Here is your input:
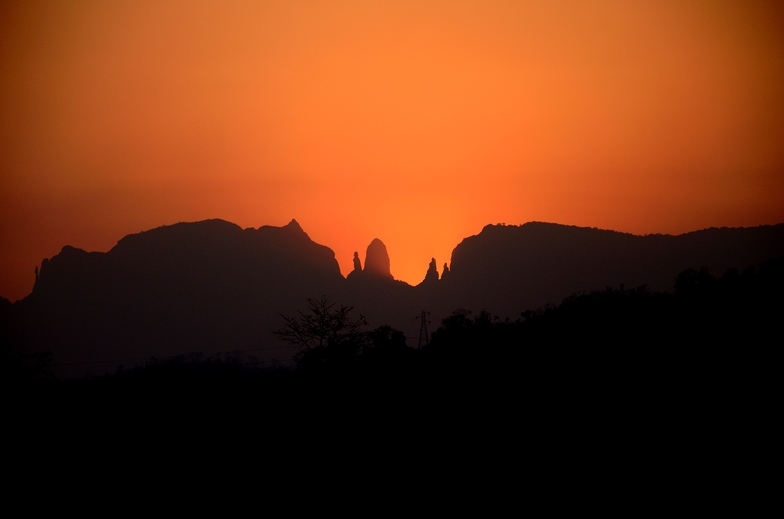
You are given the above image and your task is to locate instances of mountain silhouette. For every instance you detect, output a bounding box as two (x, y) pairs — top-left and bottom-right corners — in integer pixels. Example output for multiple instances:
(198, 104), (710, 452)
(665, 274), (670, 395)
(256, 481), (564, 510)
(13, 219), (344, 374)
(438, 222), (784, 318)
(343, 237), (414, 335)
(4, 219), (784, 376)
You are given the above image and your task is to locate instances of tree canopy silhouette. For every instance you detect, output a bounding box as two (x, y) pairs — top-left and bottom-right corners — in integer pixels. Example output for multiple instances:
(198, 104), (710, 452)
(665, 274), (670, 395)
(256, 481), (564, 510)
(275, 296), (368, 370)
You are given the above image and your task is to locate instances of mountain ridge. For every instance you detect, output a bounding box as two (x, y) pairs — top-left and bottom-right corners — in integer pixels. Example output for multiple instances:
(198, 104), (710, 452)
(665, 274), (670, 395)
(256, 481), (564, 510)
(23, 218), (784, 297)
(5, 218), (784, 376)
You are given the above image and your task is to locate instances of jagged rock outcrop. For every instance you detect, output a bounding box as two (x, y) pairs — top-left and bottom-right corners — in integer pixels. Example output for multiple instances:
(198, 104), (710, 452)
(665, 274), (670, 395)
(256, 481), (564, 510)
(363, 238), (393, 279)
(346, 251), (363, 281)
(353, 252), (362, 272)
(421, 258), (439, 284)
(441, 263), (450, 280)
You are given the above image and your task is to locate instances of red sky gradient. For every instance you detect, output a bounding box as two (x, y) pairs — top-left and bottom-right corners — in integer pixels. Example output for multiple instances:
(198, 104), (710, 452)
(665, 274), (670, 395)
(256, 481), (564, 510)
(2, 0), (784, 301)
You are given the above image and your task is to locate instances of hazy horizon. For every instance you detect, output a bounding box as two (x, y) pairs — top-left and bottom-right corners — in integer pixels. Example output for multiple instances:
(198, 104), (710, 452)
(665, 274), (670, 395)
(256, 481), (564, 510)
(6, 216), (784, 303)
(2, 0), (783, 301)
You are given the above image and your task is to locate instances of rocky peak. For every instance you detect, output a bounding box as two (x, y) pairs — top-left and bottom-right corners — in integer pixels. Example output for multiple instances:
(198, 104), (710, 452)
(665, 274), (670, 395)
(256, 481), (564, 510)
(363, 238), (393, 279)
(422, 258), (439, 283)
(285, 219), (304, 232)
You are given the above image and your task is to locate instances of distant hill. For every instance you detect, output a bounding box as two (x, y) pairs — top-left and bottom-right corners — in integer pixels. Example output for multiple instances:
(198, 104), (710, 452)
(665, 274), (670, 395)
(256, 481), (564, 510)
(4, 219), (783, 376)
(10, 219), (343, 375)
(437, 222), (784, 318)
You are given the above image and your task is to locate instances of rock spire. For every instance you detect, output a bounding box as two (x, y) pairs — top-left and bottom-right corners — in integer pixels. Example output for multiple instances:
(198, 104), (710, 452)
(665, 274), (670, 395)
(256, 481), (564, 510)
(363, 238), (393, 279)
(422, 258), (439, 283)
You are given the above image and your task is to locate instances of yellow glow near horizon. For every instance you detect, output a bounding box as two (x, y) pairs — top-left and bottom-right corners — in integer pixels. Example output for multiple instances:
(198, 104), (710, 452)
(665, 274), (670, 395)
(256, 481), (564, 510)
(1, 0), (783, 300)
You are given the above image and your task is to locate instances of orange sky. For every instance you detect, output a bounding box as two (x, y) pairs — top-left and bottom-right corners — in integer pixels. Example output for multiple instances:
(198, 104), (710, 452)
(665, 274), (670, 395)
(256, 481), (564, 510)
(2, 0), (784, 301)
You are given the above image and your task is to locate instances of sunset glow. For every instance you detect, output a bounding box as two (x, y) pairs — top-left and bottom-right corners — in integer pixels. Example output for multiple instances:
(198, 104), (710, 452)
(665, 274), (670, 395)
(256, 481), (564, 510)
(2, 0), (783, 301)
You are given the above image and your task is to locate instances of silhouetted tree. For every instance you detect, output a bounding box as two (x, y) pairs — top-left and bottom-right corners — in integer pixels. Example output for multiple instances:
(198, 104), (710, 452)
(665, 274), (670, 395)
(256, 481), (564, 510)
(275, 296), (368, 370)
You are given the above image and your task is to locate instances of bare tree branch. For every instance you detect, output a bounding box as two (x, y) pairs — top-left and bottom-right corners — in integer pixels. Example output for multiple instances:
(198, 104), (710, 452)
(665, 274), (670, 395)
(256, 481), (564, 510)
(275, 296), (368, 354)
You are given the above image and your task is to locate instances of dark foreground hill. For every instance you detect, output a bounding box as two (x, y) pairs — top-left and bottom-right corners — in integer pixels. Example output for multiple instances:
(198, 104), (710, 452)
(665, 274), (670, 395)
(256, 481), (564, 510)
(2, 219), (783, 376)
(5, 260), (780, 488)
(4, 222), (781, 500)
